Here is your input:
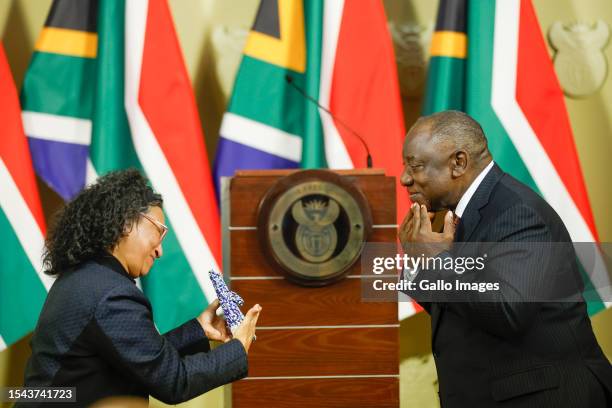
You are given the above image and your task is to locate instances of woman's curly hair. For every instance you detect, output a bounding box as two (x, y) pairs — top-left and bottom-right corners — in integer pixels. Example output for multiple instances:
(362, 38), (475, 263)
(43, 169), (163, 275)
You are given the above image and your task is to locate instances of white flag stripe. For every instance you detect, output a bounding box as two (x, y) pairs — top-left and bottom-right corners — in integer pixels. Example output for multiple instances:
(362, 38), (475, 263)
(398, 299), (417, 320)
(491, 0), (611, 306)
(318, 0), (414, 319)
(492, 0), (593, 241)
(0, 158), (53, 291)
(319, 0), (353, 169)
(220, 112), (302, 163)
(125, 0), (217, 302)
(22, 111), (92, 146)
(85, 157), (98, 187)
(0, 335), (6, 351)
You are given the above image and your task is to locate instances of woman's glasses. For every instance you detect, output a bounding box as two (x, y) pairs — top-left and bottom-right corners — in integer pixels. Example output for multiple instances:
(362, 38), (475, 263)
(140, 212), (168, 242)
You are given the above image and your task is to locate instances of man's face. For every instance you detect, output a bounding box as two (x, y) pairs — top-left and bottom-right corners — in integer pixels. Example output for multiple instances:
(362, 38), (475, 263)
(115, 206), (166, 278)
(400, 126), (456, 212)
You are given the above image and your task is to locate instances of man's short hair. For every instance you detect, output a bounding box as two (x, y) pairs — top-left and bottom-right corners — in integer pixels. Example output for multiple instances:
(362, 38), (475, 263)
(415, 110), (489, 160)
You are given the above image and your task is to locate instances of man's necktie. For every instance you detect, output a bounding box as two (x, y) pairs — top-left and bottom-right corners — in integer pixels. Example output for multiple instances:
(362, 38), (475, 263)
(453, 213), (461, 241)
(453, 213), (461, 227)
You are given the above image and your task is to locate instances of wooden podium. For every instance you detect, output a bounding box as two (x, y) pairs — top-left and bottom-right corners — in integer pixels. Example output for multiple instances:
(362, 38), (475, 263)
(222, 169), (399, 408)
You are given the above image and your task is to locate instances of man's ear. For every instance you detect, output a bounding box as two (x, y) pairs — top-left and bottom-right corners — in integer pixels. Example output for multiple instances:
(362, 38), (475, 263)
(451, 150), (468, 178)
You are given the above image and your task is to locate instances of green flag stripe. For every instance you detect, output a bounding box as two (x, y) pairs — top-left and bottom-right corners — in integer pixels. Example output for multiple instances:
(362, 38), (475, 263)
(227, 0), (325, 168)
(0, 209), (47, 345)
(300, 0), (325, 168)
(465, 0), (536, 192)
(90, 0), (139, 173)
(466, 0), (604, 313)
(422, 57), (465, 114)
(20, 52), (95, 119)
(579, 263), (606, 316)
(228, 56), (310, 138)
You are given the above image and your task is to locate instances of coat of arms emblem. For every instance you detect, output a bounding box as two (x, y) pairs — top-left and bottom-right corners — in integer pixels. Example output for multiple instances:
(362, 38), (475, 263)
(549, 20), (610, 98)
(292, 198), (340, 263)
(257, 170), (372, 286)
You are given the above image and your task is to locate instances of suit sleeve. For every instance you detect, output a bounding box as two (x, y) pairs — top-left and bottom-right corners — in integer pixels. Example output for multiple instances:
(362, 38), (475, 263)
(409, 204), (563, 338)
(91, 285), (248, 404)
(401, 268), (433, 315)
(163, 318), (211, 355)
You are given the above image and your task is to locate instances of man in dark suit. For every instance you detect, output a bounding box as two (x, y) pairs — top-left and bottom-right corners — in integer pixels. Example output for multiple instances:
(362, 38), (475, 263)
(398, 110), (611, 407)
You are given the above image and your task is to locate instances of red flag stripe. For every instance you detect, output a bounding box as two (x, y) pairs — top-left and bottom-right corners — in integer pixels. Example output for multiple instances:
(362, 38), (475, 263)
(0, 43), (46, 234)
(138, 0), (220, 265)
(329, 0), (409, 223)
(515, 0), (598, 239)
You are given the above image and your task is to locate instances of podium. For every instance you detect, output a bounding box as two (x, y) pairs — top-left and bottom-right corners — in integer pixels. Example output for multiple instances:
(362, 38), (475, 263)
(222, 169), (399, 408)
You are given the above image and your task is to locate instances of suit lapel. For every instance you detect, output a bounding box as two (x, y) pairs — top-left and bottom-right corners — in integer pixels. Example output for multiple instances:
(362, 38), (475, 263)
(431, 164), (504, 344)
(456, 164), (504, 242)
(431, 303), (444, 345)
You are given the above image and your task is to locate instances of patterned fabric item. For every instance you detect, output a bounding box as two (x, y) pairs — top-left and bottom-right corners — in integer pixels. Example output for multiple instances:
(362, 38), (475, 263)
(209, 270), (245, 333)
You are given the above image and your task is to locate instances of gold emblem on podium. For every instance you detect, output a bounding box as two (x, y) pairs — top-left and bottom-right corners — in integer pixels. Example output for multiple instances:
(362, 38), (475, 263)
(292, 199), (340, 263)
(258, 170), (372, 286)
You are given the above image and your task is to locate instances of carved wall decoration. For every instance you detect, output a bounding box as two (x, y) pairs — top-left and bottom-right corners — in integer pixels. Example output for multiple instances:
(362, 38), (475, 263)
(549, 20), (610, 98)
(388, 22), (432, 99)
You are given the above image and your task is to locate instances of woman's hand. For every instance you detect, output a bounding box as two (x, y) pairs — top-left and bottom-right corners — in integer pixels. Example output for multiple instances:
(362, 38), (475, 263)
(234, 304), (262, 353)
(197, 299), (231, 342)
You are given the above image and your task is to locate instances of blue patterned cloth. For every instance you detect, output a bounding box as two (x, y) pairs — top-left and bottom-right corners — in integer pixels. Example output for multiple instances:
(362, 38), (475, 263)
(208, 270), (245, 333)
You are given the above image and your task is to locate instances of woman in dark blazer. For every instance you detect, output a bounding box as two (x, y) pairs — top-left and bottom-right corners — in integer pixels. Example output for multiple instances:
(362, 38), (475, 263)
(17, 169), (260, 406)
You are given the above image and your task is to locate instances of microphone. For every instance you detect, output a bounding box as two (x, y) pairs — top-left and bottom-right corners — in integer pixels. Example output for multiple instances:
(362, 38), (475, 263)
(285, 74), (373, 168)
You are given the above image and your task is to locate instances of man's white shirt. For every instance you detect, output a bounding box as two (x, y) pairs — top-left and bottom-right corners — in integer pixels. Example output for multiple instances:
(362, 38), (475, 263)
(454, 160), (495, 218)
